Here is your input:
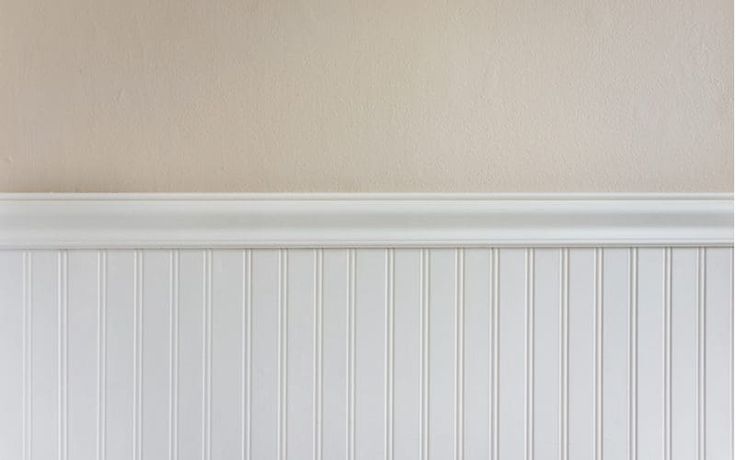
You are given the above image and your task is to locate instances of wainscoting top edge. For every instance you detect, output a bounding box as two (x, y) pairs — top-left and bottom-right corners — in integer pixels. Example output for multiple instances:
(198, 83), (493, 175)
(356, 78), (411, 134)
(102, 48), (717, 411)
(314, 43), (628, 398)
(0, 193), (732, 249)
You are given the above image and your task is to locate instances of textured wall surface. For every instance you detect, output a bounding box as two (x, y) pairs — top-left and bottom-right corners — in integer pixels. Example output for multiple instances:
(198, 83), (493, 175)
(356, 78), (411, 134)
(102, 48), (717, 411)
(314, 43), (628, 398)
(0, 0), (732, 192)
(0, 248), (733, 459)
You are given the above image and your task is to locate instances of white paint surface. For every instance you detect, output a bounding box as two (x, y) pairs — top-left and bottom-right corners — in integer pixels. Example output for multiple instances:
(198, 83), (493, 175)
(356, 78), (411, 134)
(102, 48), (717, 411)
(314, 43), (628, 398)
(0, 247), (732, 459)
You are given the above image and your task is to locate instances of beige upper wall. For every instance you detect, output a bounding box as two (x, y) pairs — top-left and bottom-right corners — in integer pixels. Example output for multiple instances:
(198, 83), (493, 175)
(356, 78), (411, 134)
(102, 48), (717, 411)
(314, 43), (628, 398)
(0, 0), (732, 192)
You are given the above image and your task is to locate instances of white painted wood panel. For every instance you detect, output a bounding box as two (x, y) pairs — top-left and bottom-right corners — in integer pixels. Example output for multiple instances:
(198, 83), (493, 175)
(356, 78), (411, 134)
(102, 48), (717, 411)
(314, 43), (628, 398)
(141, 250), (171, 460)
(104, 250), (135, 460)
(176, 250), (205, 460)
(250, 250), (280, 460)
(30, 251), (60, 460)
(67, 251), (98, 460)
(532, 249), (561, 460)
(567, 249), (596, 460)
(0, 245), (732, 460)
(498, 249), (527, 460)
(462, 249), (491, 460)
(393, 249), (421, 460)
(671, 248), (698, 460)
(637, 248), (665, 460)
(0, 251), (23, 459)
(286, 249), (316, 460)
(321, 249), (348, 460)
(354, 249), (387, 460)
(704, 248), (732, 460)
(211, 250), (245, 460)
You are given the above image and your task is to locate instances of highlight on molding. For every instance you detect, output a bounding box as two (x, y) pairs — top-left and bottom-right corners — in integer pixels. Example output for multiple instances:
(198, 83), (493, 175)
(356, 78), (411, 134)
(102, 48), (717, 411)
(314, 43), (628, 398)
(0, 193), (732, 248)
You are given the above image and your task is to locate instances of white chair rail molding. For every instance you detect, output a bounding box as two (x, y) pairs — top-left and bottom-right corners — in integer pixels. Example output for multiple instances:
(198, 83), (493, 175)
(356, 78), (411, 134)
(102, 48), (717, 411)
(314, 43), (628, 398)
(0, 193), (732, 460)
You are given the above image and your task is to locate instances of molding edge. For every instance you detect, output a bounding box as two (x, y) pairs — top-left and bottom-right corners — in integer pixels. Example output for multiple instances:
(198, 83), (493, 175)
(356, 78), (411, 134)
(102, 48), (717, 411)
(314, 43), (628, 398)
(0, 193), (732, 248)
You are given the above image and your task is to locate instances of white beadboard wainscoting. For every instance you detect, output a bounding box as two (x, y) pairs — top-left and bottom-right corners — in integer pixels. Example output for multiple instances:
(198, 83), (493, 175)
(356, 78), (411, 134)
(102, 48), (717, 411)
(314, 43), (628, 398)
(0, 194), (732, 460)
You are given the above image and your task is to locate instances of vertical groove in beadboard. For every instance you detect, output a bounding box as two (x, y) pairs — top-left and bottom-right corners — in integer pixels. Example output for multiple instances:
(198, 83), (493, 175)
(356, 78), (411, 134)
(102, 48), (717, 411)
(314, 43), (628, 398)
(418, 249), (427, 460)
(560, 248), (569, 460)
(202, 250), (213, 460)
(169, 251), (179, 460)
(422, 249), (431, 460)
(243, 250), (253, 460)
(629, 248), (638, 460)
(664, 248), (672, 460)
(347, 249), (356, 460)
(385, 249), (395, 460)
(200, 252), (206, 460)
(58, 250), (68, 460)
(134, 250), (142, 460)
(58, 252), (61, 460)
(455, 249), (465, 460)
(491, 248), (499, 460)
(525, 249), (534, 460)
(697, 248), (705, 460)
(595, 248), (603, 460)
(314, 249), (324, 460)
(418, 249), (424, 460)
(139, 251), (145, 460)
(98, 250), (108, 460)
(278, 249), (288, 460)
(22, 251), (32, 460)
(728, 248), (736, 456)
(208, 251), (214, 460)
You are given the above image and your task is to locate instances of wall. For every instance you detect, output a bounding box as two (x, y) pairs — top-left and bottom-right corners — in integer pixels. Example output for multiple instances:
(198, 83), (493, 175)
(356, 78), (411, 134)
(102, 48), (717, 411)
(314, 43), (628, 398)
(1, 247), (732, 459)
(0, 0), (732, 192)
